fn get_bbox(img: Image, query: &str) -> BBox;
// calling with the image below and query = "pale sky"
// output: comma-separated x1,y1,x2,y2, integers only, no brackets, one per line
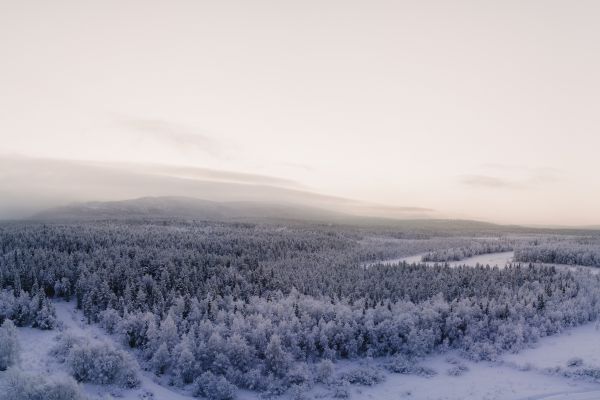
1,0,600,225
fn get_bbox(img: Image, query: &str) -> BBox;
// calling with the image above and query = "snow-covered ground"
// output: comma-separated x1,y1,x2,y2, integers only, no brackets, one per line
6,300,600,400
368,251,600,276
331,322,600,400
10,301,198,400
349,356,600,400
366,251,515,268
503,323,600,371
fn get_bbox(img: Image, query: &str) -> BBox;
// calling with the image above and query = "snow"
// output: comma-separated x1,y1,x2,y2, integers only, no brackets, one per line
331,323,600,400
14,326,59,375
503,323,600,371
352,355,599,400
454,251,515,267
6,300,600,400
368,251,516,268
370,251,600,275
57,302,202,400
6,301,199,400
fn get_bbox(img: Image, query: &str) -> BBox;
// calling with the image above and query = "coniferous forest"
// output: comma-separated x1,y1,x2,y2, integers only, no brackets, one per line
2,219,600,399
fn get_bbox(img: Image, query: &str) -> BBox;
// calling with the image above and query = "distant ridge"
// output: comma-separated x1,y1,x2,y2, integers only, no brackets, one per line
31,196,600,236
31,196,351,222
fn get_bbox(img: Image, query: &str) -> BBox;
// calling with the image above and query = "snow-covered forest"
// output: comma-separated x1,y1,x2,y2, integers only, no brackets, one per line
515,238,600,267
0,221,600,399
2,220,600,399
421,239,515,262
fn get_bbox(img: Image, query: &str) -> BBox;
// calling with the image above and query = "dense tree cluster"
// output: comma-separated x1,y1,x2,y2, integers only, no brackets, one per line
0,368,84,400
421,239,515,262
515,239,600,267
50,334,140,388
0,289,56,330
1,221,600,398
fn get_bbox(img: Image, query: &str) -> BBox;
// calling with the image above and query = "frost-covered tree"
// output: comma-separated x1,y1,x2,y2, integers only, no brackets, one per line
172,335,197,386
33,297,57,330
0,319,19,370
515,240,600,267
265,334,291,377
159,313,179,351
1,368,85,400
422,239,514,262
150,342,170,375
316,359,334,383
3,220,600,397
66,340,140,388
193,371,236,400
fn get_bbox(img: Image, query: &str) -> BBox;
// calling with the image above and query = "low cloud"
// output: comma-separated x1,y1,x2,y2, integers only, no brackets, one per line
460,165,563,190
357,204,435,213
119,162,301,188
460,175,519,189
115,117,227,158
350,204,436,220
0,155,432,220
278,161,314,172
0,155,304,218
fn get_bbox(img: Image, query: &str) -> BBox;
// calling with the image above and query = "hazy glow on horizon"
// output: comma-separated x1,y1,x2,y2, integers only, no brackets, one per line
1,0,600,225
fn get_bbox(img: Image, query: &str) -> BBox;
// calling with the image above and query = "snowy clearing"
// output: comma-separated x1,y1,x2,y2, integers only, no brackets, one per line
354,355,600,400
369,251,600,276
503,322,600,371
366,251,516,268
333,322,600,400
5,301,198,400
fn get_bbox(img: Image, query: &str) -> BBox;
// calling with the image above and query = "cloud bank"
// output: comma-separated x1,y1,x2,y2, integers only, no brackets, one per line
460,165,562,190
0,155,434,220
115,117,228,158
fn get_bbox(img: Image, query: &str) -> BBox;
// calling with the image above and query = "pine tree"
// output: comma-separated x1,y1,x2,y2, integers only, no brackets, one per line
265,334,290,376
173,335,196,386
0,319,19,370
159,314,179,351
150,342,170,375
33,296,57,330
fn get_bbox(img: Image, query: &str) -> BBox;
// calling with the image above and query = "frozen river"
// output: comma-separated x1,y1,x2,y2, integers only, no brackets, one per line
365,251,515,268
366,251,600,275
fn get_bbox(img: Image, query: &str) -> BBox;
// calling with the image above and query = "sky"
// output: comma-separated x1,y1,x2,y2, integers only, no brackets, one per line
1,0,599,225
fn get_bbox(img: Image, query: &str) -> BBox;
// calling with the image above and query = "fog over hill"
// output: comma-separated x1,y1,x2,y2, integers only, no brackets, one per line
31,196,600,238
0,155,436,221
32,196,351,223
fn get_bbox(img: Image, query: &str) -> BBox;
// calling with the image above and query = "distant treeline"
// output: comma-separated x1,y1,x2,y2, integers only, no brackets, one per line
515,239,600,267
421,240,515,263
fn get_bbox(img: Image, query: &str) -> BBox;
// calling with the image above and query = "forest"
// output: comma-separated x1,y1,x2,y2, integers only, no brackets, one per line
421,239,515,262
515,238,600,267
1,220,600,399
